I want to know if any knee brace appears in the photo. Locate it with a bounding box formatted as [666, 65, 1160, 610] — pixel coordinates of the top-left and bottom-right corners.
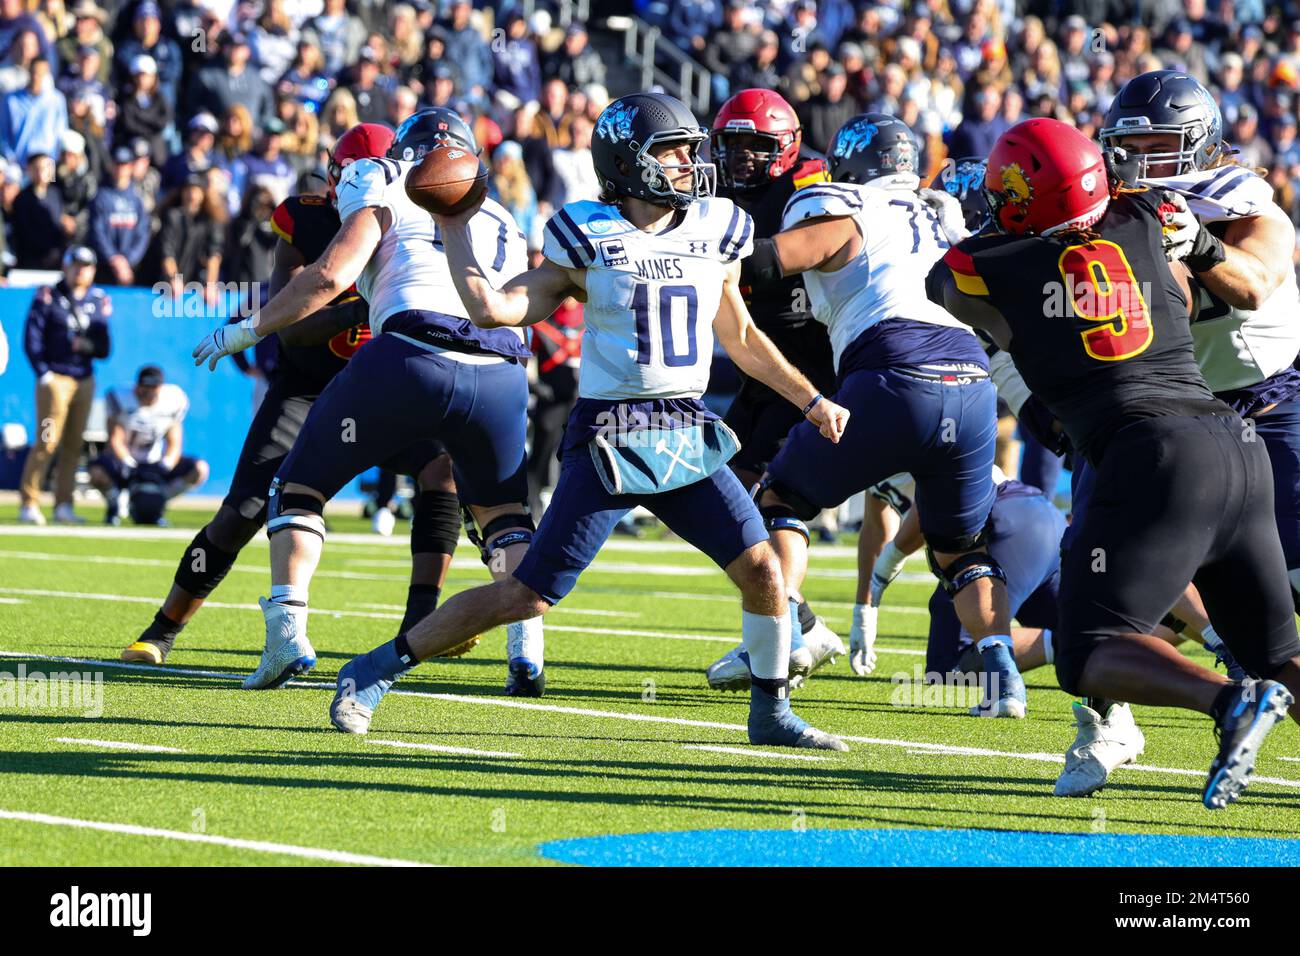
[463, 506, 535, 565]
[759, 503, 809, 544]
[758, 476, 821, 522]
[266, 478, 326, 540]
[927, 546, 1006, 597]
[173, 527, 240, 599]
[411, 490, 460, 557]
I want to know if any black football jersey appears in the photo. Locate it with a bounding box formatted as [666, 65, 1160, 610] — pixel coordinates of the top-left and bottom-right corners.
[733, 146, 831, 331]
[269, 194, 372, 391]
[933, 189, 1229, 463]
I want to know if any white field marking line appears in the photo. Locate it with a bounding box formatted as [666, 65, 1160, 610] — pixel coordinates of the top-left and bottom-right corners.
[683, 744, 829, 762]
[346, 601, 634, 619]
[1278, 756, 1300, 762]
[0, 808, 434, 866]
[54, 737, 185, 754]
[6, 649, 1300, 792]
[0, 597, 24, 604]
[367, 739, 522, 758]
[0, 586, 929, 653]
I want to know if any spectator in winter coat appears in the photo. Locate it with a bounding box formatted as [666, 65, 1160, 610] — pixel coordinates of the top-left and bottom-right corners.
[88, 146, 150, 285]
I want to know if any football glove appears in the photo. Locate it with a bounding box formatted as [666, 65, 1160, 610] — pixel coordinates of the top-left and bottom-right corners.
[849, 605, 878, 676]
[193, 316, 263, 371]
[917, 187, 970, 245]
[1158, 191, 1200, 262]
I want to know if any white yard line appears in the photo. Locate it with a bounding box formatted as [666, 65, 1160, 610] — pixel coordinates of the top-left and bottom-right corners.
[0, 808, 434, 866]
[683, 744, 829, 762]
[54, 737, 185, 754]
[367, 739, 522, 758]
[5, 648, 1298, 792]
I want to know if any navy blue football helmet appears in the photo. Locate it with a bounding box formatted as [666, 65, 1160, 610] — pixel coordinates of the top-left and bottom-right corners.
[388, 107, 478, 161]
[827, 113, 920, 186]
[1099, 70, 1223, 181]
[591, 92, 715, 209]
[931, 156, 991, 231]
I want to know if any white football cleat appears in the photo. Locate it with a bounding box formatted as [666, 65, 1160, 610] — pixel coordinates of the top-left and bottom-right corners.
[371, 507, 396, 536]
[706, 643, 751, 692]
[790, 618, 845, 687]
[243, 597, 316, 689]
[53, 503, 83, 525]
[1054, 701, 1145, 797]
[17, 504, 45, 525]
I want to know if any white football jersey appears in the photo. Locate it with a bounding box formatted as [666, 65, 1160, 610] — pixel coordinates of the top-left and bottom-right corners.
[781, 181, 973, 371]
[335, 156, 529, 340]
[542, 197, 754, 400]
[107, 384, 188, 464]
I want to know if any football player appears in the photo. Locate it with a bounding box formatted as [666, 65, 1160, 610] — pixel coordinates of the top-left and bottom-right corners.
[722, 113, 1022, 717]
[193, 109, 544, 695]
[930, 117, 1300, 809]
[328, 92, 852, 751]
[708, 88, 845, 682]
[124, 124, 466, 666]
[1101, 70, 1300, 606]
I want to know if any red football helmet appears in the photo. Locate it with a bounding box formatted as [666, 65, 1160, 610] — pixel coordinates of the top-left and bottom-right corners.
[328, 122, 396, 197]
[983, 118, 1109, 236]
[710, 88, 802, 190]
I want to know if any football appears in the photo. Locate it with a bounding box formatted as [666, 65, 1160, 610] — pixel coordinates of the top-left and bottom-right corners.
[404, 144, 488, 216]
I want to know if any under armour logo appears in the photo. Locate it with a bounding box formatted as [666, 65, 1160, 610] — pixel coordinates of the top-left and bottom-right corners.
[689, 241, 709, 254]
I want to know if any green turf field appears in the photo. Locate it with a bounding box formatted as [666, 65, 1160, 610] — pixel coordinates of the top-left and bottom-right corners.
[1, 504, 1298, 866]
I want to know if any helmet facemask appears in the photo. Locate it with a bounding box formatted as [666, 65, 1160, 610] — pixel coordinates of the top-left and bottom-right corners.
[711, 129, 791, 191]
[636, 129, 716, 209]
[1099, 120, 1214, 180]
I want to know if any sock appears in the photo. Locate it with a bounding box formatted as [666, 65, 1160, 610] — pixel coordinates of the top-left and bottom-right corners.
[362, 636, 415, 683]
[788, 597, 806, 651]
[1041, 629, 1054, 664]
[140, 609, 184, 651]
[270, 583, 307, 606]
[797, 599, 817, 633]
[977, 634, 1013, 653]
[506, 616, 545, 670]
[1200, 624, 1223, 651]
[1085, 696, 1118, 717]
[400, 583, 442, 634]
[742, 609, 789, 683]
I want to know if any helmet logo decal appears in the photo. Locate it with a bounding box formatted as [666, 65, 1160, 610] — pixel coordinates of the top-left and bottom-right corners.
[1000, 163, 1033, 204]
[596, 103, 639, 143]
[1080, 172, 1096, 192]
[831, 120, 879, 158]
[944, 160, 986, 199]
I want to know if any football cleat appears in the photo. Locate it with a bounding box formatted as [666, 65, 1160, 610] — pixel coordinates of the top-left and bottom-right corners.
[505, 659, 545, 697]
[53, 503, 84, 525]
[242, 597, 316, 690]
[706, 644, 752, 692]
[329, 656, 395, 734]
[748, 686, 848, 751]
[1054, 702, 1145, 797]
[789, 618, 845, 687]
[437, 634, 482, 659]
[1203, 679, 1294, 810]
[121, 637, 172, 665]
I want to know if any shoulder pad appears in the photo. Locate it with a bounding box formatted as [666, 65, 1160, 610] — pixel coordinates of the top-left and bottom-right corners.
[335, 157, 402, 220]
[781, 182, 864, 229]
[542, 202, 604, 270]
[790, 156, 831, 190]
[705, 197, 754, 262]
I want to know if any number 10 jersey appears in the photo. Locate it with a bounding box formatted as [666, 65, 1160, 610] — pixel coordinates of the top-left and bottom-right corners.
[542, 197, 754, 401]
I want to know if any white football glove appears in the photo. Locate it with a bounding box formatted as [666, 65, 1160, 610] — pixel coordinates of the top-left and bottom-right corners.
[193, 316, 263, 371]
[869, 539, 908, 607]
[917, 187, 970, 245]
[849, 605, 878, 676]
[1159, 190, 1200, 262]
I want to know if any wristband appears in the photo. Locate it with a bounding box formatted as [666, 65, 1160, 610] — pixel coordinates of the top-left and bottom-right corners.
[801, 393, 823, 417]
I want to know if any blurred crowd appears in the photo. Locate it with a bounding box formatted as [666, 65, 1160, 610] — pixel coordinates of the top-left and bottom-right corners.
[6, 0, 1300, 294]
[0, 0, 611, 294]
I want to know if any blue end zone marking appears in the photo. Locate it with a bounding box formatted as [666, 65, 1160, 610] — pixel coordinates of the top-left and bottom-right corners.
[538, 828, 1300, 867]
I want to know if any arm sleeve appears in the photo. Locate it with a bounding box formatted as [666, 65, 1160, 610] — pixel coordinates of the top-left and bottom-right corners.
[988, 347, 1030, 416]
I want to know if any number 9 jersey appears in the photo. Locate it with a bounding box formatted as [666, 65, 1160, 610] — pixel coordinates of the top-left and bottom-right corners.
[542, 197, 754, 401]
[932, 189, 1228, 463]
